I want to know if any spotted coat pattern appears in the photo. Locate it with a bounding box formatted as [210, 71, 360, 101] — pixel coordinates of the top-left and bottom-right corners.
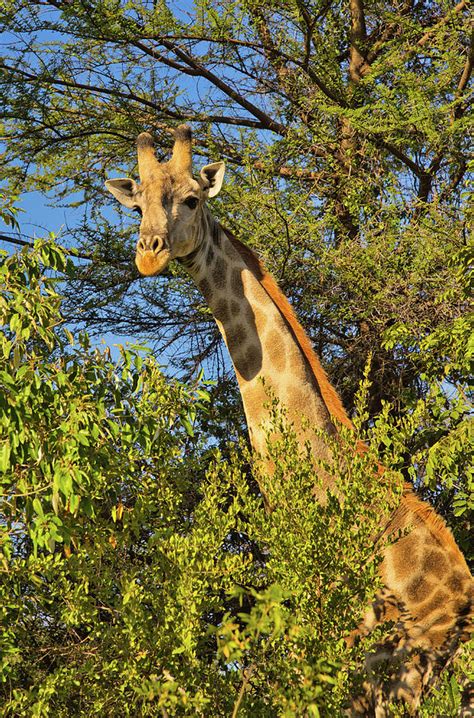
[106, 126, 473, 717]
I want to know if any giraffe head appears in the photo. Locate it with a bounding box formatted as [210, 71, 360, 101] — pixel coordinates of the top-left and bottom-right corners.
[105, 125, 225, 276]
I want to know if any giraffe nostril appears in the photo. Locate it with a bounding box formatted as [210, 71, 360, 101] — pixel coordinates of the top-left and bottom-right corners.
[151, 237, 162, 252]
[138, 236, 164, 253]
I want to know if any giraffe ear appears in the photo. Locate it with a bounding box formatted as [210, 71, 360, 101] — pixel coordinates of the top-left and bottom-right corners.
[199, 162, 225, 198]
[105, 178, 139, 209]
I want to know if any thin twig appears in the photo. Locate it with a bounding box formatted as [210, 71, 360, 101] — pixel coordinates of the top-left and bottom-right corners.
[231, 665, 255, 718]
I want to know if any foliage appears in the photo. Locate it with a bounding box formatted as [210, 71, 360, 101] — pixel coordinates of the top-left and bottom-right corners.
[0, 191, 23, 231]
[2, 239, 469, 716]
[0, 0, 472, 710]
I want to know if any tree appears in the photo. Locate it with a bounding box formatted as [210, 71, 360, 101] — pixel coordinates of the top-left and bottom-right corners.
[1, 0, 471, 401]
[1, 4, 472, 703]
[1, 1, 472, 537]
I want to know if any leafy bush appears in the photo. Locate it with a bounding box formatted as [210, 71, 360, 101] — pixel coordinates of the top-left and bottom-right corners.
[0, 240, 470, 716]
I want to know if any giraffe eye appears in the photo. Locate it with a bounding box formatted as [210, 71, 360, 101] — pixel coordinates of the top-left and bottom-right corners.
[184, 196, 198, 210]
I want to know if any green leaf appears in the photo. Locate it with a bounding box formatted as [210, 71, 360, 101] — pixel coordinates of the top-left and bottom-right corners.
[0, 442, 11, 473]
[32, 498, 44, 516]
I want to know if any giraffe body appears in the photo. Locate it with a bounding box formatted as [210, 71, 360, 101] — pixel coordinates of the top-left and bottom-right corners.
[106, 126, 473, 715]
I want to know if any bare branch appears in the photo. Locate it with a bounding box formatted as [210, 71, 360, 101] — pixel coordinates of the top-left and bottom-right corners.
[157, 39, 288, 136]
[0, 233, 91, 261]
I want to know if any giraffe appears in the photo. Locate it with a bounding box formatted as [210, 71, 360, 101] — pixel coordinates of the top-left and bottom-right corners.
[106, 125, 473, 716]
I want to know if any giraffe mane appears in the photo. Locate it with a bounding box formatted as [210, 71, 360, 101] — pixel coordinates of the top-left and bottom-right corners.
[223, 228, 469, 556]
[395, 485, 467, 556]
[222, 226, 354, 430]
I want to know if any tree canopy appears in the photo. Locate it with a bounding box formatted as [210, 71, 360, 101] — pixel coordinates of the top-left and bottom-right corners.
[0, 1, 472, 714]
[1, 0, 471, 398]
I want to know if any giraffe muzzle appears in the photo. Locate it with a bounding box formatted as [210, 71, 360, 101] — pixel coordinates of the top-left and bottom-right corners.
[135, 236, 171, 276]
[135, 249, 171, 276]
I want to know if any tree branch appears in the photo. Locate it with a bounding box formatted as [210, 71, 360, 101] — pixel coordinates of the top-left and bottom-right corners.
[364, 0, 413, 67]
[361, 0, 468, 77]
[439, 157, 467, 201]
[246, 5, 346, 131]
[252, 161, 327, 183]
[368, 137, 422, 177]
[157, 39, 288, 136]
[348, 0, 368, 83]
[417, 0, 467, 47]
[132, 39, 202, 76]
[231, 665, 254, 718]
[453, 30, 474, 121]
[1, 60, 270, 132]
[0, 233, 91, 261]
[1, 61, 170, 114]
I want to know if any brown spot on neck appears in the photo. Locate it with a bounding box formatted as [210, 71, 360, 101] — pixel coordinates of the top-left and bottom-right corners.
[212, 256, 227, 289]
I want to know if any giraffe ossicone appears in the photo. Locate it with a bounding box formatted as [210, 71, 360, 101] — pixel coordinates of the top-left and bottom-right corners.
[106, 125, 473, 716]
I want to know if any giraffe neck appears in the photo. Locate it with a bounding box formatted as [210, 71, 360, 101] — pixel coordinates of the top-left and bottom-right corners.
[181, 210, 474, 704]
[181, 209, 337, 458]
